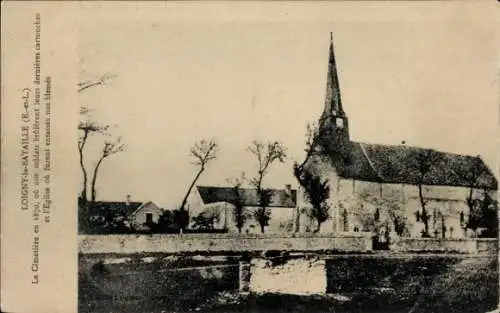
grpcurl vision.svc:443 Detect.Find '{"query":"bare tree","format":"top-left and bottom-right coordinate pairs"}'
top-left (90, 137), bottom-right (125, 202)
top-left (408, 148), bottom-right (443, 237)
top-left (227, 173), bottom-right (247, 233)
top-left (77, 74), bottom-right (117, 202)
top-left (78, 115), bottom-right (108, 202)
top-left (178, 139), bottom-right (218, 231)
top-left (248, 140), bottom-right (287, 233)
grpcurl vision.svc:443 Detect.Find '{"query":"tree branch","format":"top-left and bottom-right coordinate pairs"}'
top-left (78, 73), bottom-right (117, 93)
top-left (90, 138), bottom-right (125, 202)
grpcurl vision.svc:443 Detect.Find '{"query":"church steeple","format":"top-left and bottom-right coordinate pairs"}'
top-left (319, 33), bottom-right (349, 144)
top-left (322, 33), bottom-right (345, 122)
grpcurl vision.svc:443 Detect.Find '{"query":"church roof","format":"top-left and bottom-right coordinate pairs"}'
top-left (323, 141), bottom-right (497, 190)
top-left (196, 186), bottom-right (297, 208)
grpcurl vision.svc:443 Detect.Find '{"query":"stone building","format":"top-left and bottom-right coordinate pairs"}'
top-left (128, 200), bottom-right (164, 232)
top-left (300, 34), bottom-right (497, 238)
top-left (187, 185), bottom-right (297, 233)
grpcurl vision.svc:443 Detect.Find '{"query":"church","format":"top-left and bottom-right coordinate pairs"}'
top-left (299, 34), bottom-right (498, 238)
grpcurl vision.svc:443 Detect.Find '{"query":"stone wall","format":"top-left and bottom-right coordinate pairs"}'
top-left (79, 233), bottom-right (372, 255)
top-left (477, 238), bottom-right (498, 253)
top-left (390, 238), bottom-right (494, 253)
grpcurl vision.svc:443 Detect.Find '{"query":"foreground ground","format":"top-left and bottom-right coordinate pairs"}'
top-left (79, 253), bottom-right (498, 313)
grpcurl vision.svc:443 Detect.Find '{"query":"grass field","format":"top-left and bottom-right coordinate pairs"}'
top-left (79, 253), bottom-right (498, 313)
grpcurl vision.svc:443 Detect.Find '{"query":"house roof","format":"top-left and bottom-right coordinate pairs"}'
top-left (129, 201), bottom-right (163, 217)
top-left (86, 201), bottom-right (143, 217)
top-left (196, 186), bottom-right (297, 208)
top-left (316, 141), bottom-right (497, 190)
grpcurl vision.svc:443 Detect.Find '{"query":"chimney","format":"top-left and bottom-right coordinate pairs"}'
top-left (126, 194), bottom-right (131, 206)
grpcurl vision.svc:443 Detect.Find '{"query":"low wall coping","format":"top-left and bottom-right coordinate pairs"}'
top-left (79, 232), bottom-right (373, 241)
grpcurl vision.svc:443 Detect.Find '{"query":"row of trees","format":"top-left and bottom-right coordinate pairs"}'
top-left (77, 75), bottom-right (291, 233)
top-left (78, 75), bottom-right (126, 233)
top-left (78, 75), bottom-right (124, 204)
top-left (77, 74), bottom-right (330, 234)
top-left (153, 139), bottom-right (288, 234)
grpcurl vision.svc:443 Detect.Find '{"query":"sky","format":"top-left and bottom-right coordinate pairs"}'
top-left (77, 2), bottom-right (499, 209)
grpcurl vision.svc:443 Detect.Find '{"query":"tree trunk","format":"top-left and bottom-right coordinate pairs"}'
top-left (79, 132), bottom-right (89, 201)
top-left (466, 187), bottom-right (475, 214)
top-left (90, 156), bottom-right (105, 202)
top-left (295, 205), bottom-right (301, 233)
top-left (179, 167), bottom-right (205, 212)
top-left (468, 186), bottom-right (474, 204)
top-left (418, 184), bottom-right (429, 236)
top-left (236, 211), bottom-right (245, 234)
top-left (315, 220), bottom-right (322, 233)
top-left (260, 223), bottom-right (265, 233)
top-left (441, 214), bottom-right (446, 239)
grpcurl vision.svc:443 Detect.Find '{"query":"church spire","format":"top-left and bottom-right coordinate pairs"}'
top-left (318, 33), bottom-right (350, 148)
top-left (321, 32), bottom-right (345, 123)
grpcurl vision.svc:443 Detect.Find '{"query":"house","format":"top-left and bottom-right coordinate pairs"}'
top-left (128, 201), bottom-right (164, 232)
top-left (82, 195), bottom-right (164, 233)
top-left (299, 34), bottom-right (498, 238)
top-left (187, 185), bottom-right (298, 233)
